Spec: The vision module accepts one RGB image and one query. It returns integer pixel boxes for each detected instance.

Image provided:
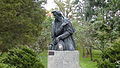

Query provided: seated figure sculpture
[49,10,76,51]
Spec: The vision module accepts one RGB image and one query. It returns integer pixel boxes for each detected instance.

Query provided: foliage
[77,0,120,52]
[32,16,53,52]
[0,63,16,68]
[54,0,72,17]
[97,38,120,68]
[72,0,120,66]
[98,59,116,68]
[0,0,46,52]
[73,20,95,61]
[73,20,93,47]
[0,46,44,68]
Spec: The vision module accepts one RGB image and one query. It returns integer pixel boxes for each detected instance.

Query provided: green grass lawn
[38,51,48,68]
[38,50,101,68]
[80,57,97,68]
[80,50,101,68]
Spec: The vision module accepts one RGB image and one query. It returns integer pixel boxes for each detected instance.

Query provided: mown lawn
[38,51,48,68]
[80,57,97,68]
[80,50,101,68]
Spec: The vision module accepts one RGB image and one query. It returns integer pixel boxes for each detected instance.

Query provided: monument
[48,10,80,68]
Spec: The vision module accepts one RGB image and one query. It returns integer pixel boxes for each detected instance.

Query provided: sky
[44,0,83,11]
[44,0,57,10]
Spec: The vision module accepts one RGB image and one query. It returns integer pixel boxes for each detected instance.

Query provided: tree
[54,0,73,18]
[90,0,120,51]
[32,16,53,52]
[0,0,46,52]
[74,0,120,62]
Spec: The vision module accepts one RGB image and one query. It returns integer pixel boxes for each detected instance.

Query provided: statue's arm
[57,22,75,40]
[55,19,69,36]
[55,25,63,36]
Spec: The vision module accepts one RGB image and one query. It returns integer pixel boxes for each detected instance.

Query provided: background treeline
[72,0,120,68]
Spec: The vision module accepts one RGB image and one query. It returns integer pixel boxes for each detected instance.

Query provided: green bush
[97,38,120,68]
[98,59,116,68]
[0,63,16,68]
[1,46,44,68]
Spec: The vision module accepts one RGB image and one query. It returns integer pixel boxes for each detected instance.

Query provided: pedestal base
[48,50,80,68]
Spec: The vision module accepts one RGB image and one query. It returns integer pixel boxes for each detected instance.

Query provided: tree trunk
[86,47,89,57]
[82,46,85,58]
[89,47,93,61]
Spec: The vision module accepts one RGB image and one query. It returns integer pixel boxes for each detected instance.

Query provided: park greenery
[0,46,44,68]
[0,0,120,68]
[0,0,46,52]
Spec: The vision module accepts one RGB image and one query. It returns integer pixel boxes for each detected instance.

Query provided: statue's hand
[55,36,61,43]
[55,37,60,43]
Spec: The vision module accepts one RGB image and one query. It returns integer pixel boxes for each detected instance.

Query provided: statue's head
[52,10,63,21]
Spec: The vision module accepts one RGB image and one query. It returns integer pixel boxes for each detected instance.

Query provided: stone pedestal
[48,50,80,68]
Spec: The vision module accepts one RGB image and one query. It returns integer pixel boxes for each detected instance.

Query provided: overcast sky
[44,0,83,10]
[44,0,57,10]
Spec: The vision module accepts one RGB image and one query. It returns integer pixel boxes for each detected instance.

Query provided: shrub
[1,46,44,68]
[0,63,16,68]
[97,59,116,68]
[97,38,120,68]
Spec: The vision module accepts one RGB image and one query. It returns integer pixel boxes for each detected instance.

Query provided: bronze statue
[49,10,76,51]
